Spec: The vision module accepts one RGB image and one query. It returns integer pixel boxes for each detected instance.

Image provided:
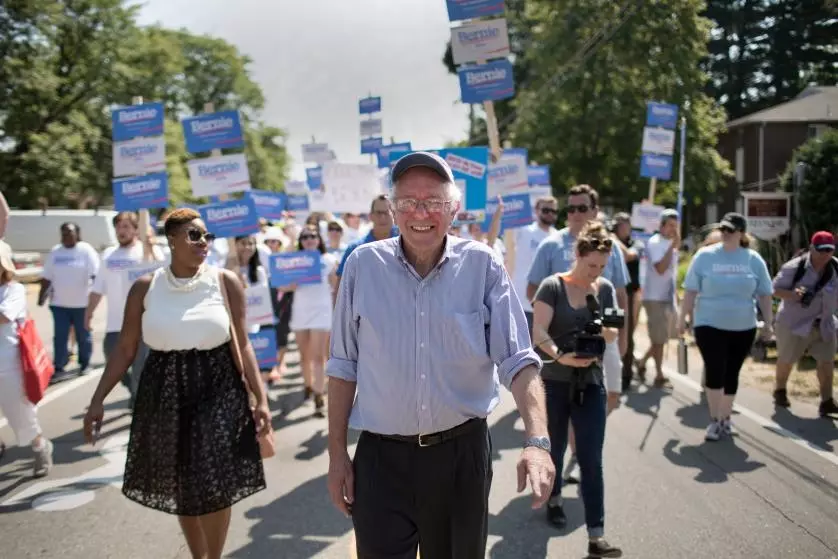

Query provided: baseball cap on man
[390,152,456,185]
[719,212,747,233]
[811,231,835,251]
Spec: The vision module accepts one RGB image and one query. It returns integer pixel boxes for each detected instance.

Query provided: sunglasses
[719,225,737,234]
[815,246,835,253]
[327,228,342,233]
[567,204,590,214]
[540,208,558,215]
[299,234,318,241]
[186,229,216,243]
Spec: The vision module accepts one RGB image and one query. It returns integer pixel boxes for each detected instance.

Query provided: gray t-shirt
[534,275,617,384]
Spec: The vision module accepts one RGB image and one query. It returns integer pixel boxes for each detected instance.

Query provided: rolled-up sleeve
[327,249,360,382]
[772,261,796,291]
[607,243,629,288]
[484,252,542,389]
[527,239,555,288]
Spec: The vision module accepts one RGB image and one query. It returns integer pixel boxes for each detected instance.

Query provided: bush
[781,129,838,236]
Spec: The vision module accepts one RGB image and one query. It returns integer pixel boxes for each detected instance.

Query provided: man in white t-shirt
[86,212,163,405]
[639,209,681,386]
[38,222,100,376]
[507,195,558,332]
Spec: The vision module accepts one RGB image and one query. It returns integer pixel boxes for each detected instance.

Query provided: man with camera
[772,231,838,417]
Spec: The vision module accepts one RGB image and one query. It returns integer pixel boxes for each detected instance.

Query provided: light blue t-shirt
[683,244,773,331]
[527,228,630,289]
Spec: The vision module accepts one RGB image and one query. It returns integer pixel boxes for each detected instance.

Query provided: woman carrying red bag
[0,241,54,476]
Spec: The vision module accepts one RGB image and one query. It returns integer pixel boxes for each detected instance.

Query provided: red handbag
[18,318,55,404]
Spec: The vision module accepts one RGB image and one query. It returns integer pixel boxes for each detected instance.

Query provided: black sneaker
[546,503,566,528]
[819,398,838,418]
[773,389,791,407]
[588,538,622,558]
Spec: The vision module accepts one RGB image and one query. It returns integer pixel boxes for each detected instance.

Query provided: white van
[5,209,118,255]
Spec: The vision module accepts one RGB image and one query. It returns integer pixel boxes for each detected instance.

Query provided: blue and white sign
[199,197,260,238]
[112,136,167,177]
[359,96,381,114]
[640,153,674,180]
[246,284,275,328]
[285,180,308,196]
[287,194,310,212]
[646,102,679,130]
[446,0,504,22]
[187,153,251,197]
[112,102,164,142]
[528,165,551,186]
[248,330,277,369]
[302,143,332,165]
[377,142,412,169]
[483,192,533,232]
[488,150,528,196]
[306,167,323,190]
[360,119,383,137]
[504,147,528,162]
[182,110,244,153]
[247,190,287,220]
[451,18,510,65]
[641,127,676,156]
[361,137,384,155]
[269,251,322,288]
[458,59,515,104]
[112,172,169,211]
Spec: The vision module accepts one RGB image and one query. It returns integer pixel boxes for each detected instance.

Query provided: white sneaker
[33,439,54,477]
[721,418,735,437]
[563,454,580,484]
[705,421,722,442]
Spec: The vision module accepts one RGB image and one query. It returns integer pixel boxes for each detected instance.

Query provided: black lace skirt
[122,343,266,516]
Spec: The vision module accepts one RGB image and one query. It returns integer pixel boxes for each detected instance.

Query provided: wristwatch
[524,436,551,453]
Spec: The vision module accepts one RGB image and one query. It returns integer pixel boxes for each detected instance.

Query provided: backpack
[791,255,838,296]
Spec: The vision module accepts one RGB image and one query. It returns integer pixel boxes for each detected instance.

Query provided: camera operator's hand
[557,352,597,368]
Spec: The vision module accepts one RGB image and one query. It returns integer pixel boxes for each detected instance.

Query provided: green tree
[780,128,838,236]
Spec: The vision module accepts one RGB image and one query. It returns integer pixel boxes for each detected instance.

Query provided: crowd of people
[0,150,835,557]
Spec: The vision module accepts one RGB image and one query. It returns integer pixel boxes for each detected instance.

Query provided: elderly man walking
[327,152,555,559]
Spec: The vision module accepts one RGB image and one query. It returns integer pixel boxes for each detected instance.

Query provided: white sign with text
[309,162,383,213]
[187,153,252,197]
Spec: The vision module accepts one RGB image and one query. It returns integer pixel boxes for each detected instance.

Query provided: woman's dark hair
[297,224,326,254]
[576,220,613,257]
[234,235,261,284]
[164,208,201,237]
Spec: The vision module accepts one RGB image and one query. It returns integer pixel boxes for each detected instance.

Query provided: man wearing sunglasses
[772,231,838,417]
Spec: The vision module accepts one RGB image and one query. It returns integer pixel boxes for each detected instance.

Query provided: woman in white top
[0,249,54,477]
[83,208,270,559]
[281,224,337,417]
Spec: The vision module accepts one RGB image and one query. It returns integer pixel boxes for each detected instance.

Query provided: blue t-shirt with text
[527,228,629,289]
[683,244,773,331]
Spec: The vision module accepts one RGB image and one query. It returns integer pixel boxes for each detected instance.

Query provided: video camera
[570,294,626,359]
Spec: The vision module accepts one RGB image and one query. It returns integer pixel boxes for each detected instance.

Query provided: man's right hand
[327,450,354,517]
[84,309,93,332]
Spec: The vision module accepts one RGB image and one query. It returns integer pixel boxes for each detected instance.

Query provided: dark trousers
[545,379,607,537]
[352,419,492,559]
[50,306,91,372]
[694,326,756,395]
[622,290,638,382]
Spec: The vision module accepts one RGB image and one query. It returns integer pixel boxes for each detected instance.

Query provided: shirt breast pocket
[442,310,488,358]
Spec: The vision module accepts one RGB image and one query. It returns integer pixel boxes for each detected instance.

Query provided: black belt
[366,417,485,448]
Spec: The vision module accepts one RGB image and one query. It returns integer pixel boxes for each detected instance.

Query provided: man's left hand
[516,446,555,509]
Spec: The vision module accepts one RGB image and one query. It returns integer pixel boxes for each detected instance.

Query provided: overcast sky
[138,0,470,181]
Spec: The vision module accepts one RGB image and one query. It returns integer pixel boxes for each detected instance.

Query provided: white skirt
[289,305,332,332]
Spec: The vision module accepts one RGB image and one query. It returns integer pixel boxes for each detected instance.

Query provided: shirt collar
[395,234,454,271]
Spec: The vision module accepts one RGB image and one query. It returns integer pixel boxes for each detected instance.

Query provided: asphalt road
[1,293,838,558]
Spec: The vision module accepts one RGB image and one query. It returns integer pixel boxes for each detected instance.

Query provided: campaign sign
[285,180,308,196]
[482,192,533,232]
[639,153,673,180]
[188,153,252,197]
[360,119,383,137]
[246,284,275,327]
[306,167,323,190]
[504,147,528,162]
[377,142,412,169]
[451,18,510,65]
[488,151,528,197]
[269,251,322,288]
[182,110,244,153]
[361,137,384,155]
[446,0,504,22]
[286,194,310,212]
[248,330,277,369]
[302,143,332,165]
[646,102,679,130]
[641,127,676,156]
[112,172,169,211]
[630,202,666,233]
[112,136,166,177]
[112,102,164,142]
[528,165,551,186]
[199,197,260,238]
[359,96,381,114]
[247,190,287,220]
[458,59,514,104]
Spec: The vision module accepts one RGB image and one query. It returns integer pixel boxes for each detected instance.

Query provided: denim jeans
[103,331,149,405]
[50,306,91,373]
[544,379,607,537]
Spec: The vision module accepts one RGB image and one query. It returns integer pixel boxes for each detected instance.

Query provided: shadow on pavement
[488,494,584,558]
[295,430,328,461]
[662,438,765,483]
[770,407,838,452]
[228,474,353,559]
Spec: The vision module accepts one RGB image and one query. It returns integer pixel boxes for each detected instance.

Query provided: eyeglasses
[567,204,590,214]
[186,229,216,243]
[540,208,558,215]
[394,198,451,214]
[299,234,318,241]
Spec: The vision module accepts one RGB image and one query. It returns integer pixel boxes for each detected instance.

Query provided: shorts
[602,340,622,394]
[775,321,837,364]
[643,300,673,345]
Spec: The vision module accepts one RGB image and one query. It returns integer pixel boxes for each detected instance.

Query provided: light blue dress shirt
[527,227,630,289]
[327,235,542,436]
